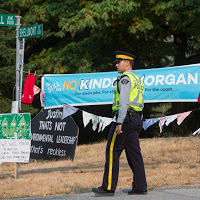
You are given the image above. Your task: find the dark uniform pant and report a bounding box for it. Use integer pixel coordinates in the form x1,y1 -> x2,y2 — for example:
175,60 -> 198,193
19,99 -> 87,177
102,113 -> 147,192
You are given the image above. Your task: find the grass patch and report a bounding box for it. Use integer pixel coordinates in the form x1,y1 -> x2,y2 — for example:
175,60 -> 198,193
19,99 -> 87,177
0,136 -> 199,199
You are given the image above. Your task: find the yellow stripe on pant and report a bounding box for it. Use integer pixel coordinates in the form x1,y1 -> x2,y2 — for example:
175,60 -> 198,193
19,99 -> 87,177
107,131 -> 117,190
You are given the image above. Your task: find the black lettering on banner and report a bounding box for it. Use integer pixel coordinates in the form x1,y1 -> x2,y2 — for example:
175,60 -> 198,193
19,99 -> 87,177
160,88 -> 173,92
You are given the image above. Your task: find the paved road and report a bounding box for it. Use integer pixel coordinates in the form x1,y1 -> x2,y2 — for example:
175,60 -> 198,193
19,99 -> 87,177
9,185 -> 200,200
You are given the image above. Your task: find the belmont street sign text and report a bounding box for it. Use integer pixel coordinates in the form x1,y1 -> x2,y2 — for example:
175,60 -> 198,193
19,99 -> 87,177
19,24 -> 43,39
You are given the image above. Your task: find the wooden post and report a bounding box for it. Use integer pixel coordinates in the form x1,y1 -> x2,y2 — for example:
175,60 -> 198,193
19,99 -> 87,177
14,163 -> 18,179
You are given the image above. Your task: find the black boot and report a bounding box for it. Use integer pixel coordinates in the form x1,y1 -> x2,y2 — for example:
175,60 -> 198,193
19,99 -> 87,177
92,186 -> 114,196
128,189 -> 147,195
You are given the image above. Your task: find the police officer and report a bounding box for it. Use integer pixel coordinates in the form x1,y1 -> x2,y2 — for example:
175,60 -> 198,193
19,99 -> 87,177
92,51 -> 147,196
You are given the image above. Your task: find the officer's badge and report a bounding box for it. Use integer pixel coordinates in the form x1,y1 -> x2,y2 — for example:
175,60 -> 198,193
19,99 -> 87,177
121,79 -> 129,84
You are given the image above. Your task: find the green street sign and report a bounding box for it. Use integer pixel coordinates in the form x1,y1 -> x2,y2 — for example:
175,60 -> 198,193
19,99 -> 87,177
19,24 -> 43,39
0,14 -> 16,27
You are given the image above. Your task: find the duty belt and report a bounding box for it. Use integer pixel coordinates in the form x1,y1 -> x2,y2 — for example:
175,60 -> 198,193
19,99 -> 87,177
112,109 -> 143,123
127,108 -> 142,116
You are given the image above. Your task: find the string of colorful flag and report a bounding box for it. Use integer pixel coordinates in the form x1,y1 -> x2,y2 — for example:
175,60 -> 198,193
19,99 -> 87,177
44,90 -> 200,134
143,111 -> 192,132
62,103 -> 113,133
21,71 -> 200,135
61,103 -> 200,135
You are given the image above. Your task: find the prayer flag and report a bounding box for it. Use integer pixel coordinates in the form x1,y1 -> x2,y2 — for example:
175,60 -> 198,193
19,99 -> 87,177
62,103 -> 78,120
177,111 -> 192,125
33,85 -> 41,95
143,118 -> 159,130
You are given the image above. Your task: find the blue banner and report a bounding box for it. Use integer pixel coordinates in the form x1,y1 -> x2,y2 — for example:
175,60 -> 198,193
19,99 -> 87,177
43,64 -> 200,108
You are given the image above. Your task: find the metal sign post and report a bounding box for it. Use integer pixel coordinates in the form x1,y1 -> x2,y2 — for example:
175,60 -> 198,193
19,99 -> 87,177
19,38 -> 25,111
14,15 -> 21,179
15,16 -> 21,104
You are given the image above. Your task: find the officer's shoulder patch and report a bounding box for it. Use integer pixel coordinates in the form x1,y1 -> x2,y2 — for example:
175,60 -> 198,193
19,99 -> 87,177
121,79 -> 129,84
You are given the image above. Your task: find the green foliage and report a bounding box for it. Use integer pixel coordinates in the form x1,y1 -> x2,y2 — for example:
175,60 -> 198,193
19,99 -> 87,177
0,97 -> 13,114
0,66 -> 16,99
1,0 -> 200,138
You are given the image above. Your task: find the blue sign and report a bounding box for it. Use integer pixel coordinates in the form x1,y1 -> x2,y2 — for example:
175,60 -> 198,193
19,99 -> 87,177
43,64 -> 200,108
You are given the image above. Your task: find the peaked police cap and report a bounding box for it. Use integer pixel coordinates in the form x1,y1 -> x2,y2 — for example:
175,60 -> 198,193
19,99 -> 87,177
114,51 -> 136,63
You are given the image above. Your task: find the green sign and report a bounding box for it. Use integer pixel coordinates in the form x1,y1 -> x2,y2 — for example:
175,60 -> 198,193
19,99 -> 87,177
0,113 -> 31,140
19,24 -> 43,39
0,14 -> 16,27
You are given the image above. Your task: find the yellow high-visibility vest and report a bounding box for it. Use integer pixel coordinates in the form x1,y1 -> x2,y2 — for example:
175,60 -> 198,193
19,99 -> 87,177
112,71 -> 144,111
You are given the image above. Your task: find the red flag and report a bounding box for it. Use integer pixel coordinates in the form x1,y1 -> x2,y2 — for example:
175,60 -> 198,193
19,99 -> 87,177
21,73 -> 36,105
198,92 -> 200,103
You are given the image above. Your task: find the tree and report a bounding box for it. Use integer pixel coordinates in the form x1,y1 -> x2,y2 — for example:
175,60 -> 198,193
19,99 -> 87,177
14,0 -> 173,74
151,0 -> 200,135
1,0 -> 200,138
0,0 -> 39,115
